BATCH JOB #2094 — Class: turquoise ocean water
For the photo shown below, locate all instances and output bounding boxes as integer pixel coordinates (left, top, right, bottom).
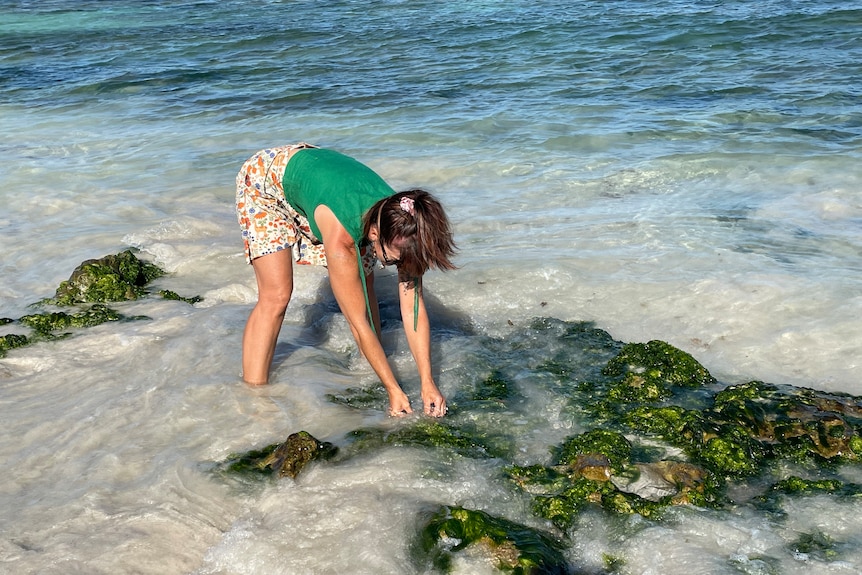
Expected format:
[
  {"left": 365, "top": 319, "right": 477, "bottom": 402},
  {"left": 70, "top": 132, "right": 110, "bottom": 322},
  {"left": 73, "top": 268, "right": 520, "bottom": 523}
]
[{"left": 2, "top": 1, "right": 861, "bottom": 573}]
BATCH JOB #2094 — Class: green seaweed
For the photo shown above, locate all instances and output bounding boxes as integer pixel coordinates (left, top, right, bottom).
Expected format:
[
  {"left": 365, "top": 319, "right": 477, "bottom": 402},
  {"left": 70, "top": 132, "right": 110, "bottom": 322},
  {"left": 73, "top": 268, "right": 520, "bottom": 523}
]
[
  {"left": 326, "top": 385, "right": 389, "bottom": 410},
  {"left": 605, "top": 371, "right": 672, "bottom": 403},
  {"left": 755, "top": 475, "right": 862, "bottom": 516},
  {"left": 506, "top": 465, "right": 573, "bottom": 495},
  {"left": 603, "top": 553, "right": 626, "bottom": 574},
  {"left": 791, "top": 530, "right": 840, "bottom": 562},
  {"left": 221, "top": 444, "right": 280, "bottom": 477},
  {"left": 0, "top": 251, "right": 166, "bottom": 357},
  {"left": 709, "top": 381, "right": 862, "bottom": 463},
  {"left": 621, "top": 405, "right": 706, "bottom": 450},
  {"left": 770, "top": 476, "right": 844, "bottom": 496},
  {"left": 555, "top": 429, "right": 632, "bottom": 474},
  {"left": 19, "top": 304, "right": 123, "bottom": 335},
  {"left": 532, "top": 477, "right": 618, "bottom": 529},
  {"left": 347, "top": 419, "right": 506, "bottom": 460},
  {"left": 51, "top": 249, "right": 165, "bottom": 305},
  {"left": 473, "top": 370, "right": 515, "bottom": 402},
  {"left": 419, "top": 506, "right": 568, "bottom": 575},
  {"left": 159, "top": 290, "right": 203, "bottom": 305},
  {"left": 698, "top": 425, "right": 766, "bottom": 478},
  {"left": 602, "top": 340, "right": 716, "bottom": 389},
  {"left": 0, "top": 333, "right": 30, "bottom": 358}
]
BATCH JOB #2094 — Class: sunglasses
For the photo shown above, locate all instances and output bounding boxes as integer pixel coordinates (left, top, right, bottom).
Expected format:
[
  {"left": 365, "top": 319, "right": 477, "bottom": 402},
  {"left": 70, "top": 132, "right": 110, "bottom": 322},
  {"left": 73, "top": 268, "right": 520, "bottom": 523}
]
[{"left": 376, "top": 205, "right": 401, "bottom": 267}]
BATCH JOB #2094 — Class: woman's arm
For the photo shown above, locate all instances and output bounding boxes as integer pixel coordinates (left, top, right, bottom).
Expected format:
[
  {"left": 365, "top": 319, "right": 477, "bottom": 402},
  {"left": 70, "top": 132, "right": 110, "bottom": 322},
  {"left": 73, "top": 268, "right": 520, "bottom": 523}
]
[
  {"left": 399, "top": 276, "right": 447, "bottom": 417},
  {"left": 314, "top": 205, "right": 412, "bottom": 415}
]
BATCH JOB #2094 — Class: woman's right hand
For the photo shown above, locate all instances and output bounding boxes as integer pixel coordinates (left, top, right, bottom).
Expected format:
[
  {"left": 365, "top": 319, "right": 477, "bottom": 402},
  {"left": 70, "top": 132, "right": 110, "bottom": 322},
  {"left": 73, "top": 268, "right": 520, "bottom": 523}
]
[{"left": 387, "top": 388, "right": 413, "bottom": 417}]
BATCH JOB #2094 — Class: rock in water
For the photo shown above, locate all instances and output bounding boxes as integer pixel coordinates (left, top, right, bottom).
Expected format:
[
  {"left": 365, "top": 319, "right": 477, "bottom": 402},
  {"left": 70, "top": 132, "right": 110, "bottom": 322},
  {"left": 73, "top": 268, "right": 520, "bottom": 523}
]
[
  {"left": 220, "top": 431, "right": 338, "bottom": 480},
  {"left": 419, "top": 506, "right": 568, "bottom": 575},
  {"left": 264, "top": 431, "right": 337, "bottom": 478},
  {"left": 52, "top": 249, "right": 165, "bottom": 305}
]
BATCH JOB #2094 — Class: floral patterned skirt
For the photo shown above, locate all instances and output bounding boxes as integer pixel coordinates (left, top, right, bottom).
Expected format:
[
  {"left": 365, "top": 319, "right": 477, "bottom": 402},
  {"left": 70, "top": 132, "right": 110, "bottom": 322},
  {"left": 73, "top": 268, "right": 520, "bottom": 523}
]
[{"left": 235, "top": 144, "right": 376, "bottom": 274}]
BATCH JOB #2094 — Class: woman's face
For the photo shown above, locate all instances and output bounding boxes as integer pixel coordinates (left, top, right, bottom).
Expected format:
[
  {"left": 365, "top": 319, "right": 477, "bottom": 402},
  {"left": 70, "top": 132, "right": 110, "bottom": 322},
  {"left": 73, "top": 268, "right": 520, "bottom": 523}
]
[{"left": 375, "top": 238, "right": 402, "bottom": 267}]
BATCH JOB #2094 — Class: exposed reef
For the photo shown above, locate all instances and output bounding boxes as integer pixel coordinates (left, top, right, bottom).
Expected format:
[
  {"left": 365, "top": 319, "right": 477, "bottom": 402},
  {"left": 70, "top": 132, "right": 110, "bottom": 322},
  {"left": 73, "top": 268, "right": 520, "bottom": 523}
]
[
  {"left": 219, "top": 318, "right": 862, "bottom": 573},
  {"left": 0, "top": 250, "right": 201, "bottom": 358}
]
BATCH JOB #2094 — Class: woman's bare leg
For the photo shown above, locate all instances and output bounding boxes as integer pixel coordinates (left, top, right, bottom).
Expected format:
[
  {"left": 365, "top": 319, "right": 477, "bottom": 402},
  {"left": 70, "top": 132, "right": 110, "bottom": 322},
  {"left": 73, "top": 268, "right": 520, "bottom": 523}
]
[{"left": 242, "top": 250, "right": 294, "bottom": 385}]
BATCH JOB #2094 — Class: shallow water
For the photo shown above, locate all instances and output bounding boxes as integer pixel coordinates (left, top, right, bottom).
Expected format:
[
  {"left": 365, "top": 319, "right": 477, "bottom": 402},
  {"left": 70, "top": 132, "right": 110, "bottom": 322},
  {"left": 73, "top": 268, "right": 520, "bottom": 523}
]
[{"left": 2, "top": 1, "right": 861, "bottom": 573}]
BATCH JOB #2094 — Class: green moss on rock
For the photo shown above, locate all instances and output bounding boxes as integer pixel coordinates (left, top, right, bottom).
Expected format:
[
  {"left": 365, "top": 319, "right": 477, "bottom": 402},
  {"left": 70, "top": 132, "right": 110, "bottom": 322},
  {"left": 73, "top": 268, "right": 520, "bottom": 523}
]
[
  {"left": 621, "top": 405, "right": 705, "bottom": 450},
  {"left": 556, "top": 429, "right": 632, "bottom": 474},
  {"left": 771, "top": 476, "right": 844, "bottom": 496},
  {"left": 602, "top": 340, "right": 715, "bottom": 389},
  {"left": 52, "top": 250, "right": 165, "bottom": 305},
  {"left": 0, "top": 333, "right": 30, "bottom": 358},
  {"left": 19, "top": 304, "right": 123, "bottom": 335},
  {"left": 713, "top": 381, "right": 862, "bottom": 462},
  {"left": 506, "top": 465, "right": 572, "bottom": 495},
  {"left": 532, "top": 477, "right": 616, "bottom": 529},
  {"left": 698, "top": 425, "right": 765, "bottom": 478},
  {"left": 348, "top": 419, "right": 504, "bottom": 459},
  {"left": 605, "top": 372, "right": 672, "bottom": 403},
  {"left": 791, "top": 530, "right": 840, "bottom": 562},
  {"left": 419, "top": 506, "right": 568, "bottom": 574},
  {"left": 473, "top": 370, "right": 515, "bottom": 402}
]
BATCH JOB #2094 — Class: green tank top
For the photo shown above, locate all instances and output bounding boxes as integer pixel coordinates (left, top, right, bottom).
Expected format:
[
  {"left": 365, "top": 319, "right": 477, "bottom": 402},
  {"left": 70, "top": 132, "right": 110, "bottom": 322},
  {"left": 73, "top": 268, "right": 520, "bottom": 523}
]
[
  {"left": 281, "top": 148, "right": 394, "bottom": 242},
  {"left": 281, "top": 148, "right": 411, "bottom": 332}
]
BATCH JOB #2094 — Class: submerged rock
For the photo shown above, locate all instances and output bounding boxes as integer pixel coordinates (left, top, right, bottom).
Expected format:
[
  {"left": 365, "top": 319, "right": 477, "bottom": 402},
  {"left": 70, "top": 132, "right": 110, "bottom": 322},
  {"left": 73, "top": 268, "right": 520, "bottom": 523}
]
[
  {"left": 611, "top": 461, "right": 708, "bottom": 503},
  {"left": 220, "top": 431, "right": 338, "bottom": 479},
  {"left": 710, "top": 381, "right": 862, "bottom": 461},
  {"left": 419, "top": 506, "right": 568, "bottom": 575},
  {"left": 0, "top": 334, "right": 30, "bottom": 358},
  {"left": 19, "top": 303, "right": 124, "bottom": 335},
  {"left": 347, "top": 419, "right": 507, "bottom": 460},
  {"left": 508, "top": 427, "right": 717, "bottom": 529},
  {"left": 215, "top": 318, "right": 862, "bottom": 573}
]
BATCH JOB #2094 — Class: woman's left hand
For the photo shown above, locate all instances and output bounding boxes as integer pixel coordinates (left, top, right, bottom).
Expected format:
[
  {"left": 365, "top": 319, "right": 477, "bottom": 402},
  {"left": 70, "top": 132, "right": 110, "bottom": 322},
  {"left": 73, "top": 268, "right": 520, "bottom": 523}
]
[{"left": 421, "top": 382, "right": 447, "bottom": 418}]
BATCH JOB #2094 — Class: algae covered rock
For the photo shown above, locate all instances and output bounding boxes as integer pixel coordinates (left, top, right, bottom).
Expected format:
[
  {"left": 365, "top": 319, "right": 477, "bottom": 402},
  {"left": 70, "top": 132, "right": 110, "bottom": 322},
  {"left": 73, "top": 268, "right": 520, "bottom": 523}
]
[
  {"left": 557, "top": 429, "right": 631, "bottom": 475},
  {"left": 602, "top": 340, "right": 716, "bottom": 389},
  {"left": 508, "top": 427, "right": 717, "bottom": 529},
  {"left": 0, "top": 334, "right": 30, "bottom": 358},
  {"left": 618, "top": 380, "right": 862, "bottom": 481},
  {"left": 419, "top": 506, "right": 568, "bottom": 575},
  {"left": 19, "top": 303, "right": 124, "bottom": 335},
  {"left": 220, "top": 431, "right": 338, "bottom": 479},
  {"left": 0, "top": 251, "right": 204, "bottom": 358},
  {"left": 710, "top": 380, "right": 862, "bottom": 462},
  {"left": 755, "top": 475, "right": 862, "bottom": 517},
  {"left": 52, "top": 249, "right": 165, "bottom": 305},
  {"left": 158, "top": 289, "right": 203, "bottom": 305},
  {"left": 347, "top": 419, "right": 507, "bottom": 460}
]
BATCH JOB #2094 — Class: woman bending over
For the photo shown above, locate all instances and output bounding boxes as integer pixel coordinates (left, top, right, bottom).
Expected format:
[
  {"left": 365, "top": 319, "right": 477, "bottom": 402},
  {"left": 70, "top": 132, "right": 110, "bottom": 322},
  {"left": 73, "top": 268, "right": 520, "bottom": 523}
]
[{"left": 235, "top": 144, "right": 456, "bottom": 417}]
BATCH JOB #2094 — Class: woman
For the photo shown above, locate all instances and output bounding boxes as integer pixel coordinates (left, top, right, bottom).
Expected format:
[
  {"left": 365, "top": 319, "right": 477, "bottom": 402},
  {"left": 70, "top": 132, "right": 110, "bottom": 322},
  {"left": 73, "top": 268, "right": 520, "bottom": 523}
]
[{"left": 235, "top": 143, "right": 456, "bottom": 417}]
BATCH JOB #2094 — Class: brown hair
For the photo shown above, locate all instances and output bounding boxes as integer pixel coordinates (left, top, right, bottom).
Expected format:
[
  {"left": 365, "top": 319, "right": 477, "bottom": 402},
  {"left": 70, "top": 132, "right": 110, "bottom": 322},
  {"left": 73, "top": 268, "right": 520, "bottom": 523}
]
[{"left": 362, "top": 189, "right": 457, "bottom": 280}]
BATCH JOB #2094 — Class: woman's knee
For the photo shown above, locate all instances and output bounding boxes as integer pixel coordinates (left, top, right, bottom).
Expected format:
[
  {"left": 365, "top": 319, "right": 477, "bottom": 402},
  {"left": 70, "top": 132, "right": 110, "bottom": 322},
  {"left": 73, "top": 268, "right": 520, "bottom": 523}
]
[
  {"left": 257, "top": 282, "right": 293, "bottom": 311},
  {"left": 251, "top": 250, "right": 295, "bottom": 311}
]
